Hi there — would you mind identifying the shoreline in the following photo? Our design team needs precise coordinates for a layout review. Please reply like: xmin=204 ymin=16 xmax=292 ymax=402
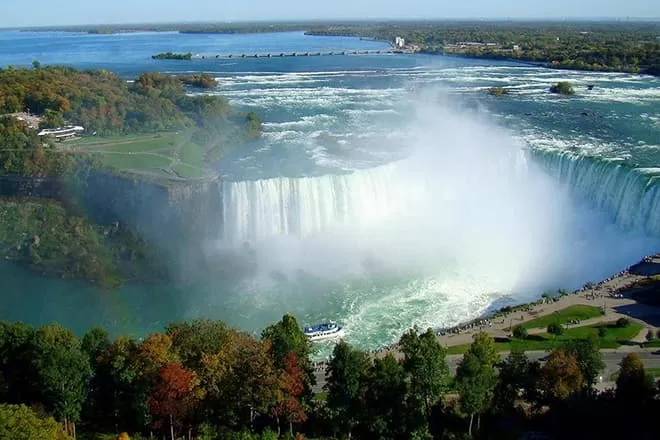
xmin=434 ymin=51 xmax=659 ymax=77
xmin=313 ymin=253 xmax=660 ymax=364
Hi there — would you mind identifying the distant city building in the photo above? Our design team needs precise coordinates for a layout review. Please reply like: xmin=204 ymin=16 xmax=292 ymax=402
xmin=513 ymin=44 xmax=520 ymax=51
xmin=394 ymin=37 xmax=405 ymax=49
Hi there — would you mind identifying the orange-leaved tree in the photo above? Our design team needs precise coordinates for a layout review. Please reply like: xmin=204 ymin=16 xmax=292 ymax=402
xmin=148 ymin=362 xmax=201 ymax=440
xmin=273 ymin=352 xmax=308 ymax=436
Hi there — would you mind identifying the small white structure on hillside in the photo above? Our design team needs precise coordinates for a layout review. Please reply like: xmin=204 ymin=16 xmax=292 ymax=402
xmin=394 ymin=37 xmax=405 ymax=49
xmin=38 ymin=125 xmax=84 ymax=141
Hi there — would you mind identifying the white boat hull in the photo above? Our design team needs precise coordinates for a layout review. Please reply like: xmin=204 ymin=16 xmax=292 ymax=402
xmin=307 ymin=328 xmax=345 ymax=342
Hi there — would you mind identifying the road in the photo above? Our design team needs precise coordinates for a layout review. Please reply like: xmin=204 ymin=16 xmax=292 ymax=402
xmin=313 ymin=349 xmax=660 ymax=392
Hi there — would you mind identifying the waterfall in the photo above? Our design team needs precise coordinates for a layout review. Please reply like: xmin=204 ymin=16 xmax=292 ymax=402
xmin=221 ymin=162 xmax=428 ymax=244
xmin=531 ymin=149 xmax=660 ymax=236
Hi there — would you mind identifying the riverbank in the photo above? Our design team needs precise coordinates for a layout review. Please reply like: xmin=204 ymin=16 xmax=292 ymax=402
xmin=311 ymin=254 xmax=660 ymax=365
xmin=438 ymin=51 xmax=660 ymax=77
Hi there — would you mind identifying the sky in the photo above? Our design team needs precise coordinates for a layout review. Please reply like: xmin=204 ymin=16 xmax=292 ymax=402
xmin=2 ymin=0 xmax=658 ymax=27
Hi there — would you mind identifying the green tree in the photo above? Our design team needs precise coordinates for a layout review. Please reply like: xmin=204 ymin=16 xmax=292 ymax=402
xmin=325 ymin=340 xmax=369 ymax=440
xmin=493 ymin=349 xmax=531 ymax=413
xmin=399 ymin=327 xmax=449 ymax=424
xmin=0 ymin=404 xmax=71 ymax=440
xmin=563 ymin=337 xmax=605 ymax=391
xmin=0 ymin=322 xmax=35 ymax=404
xmin=166 ymin=320 xmax=230 ymax=371
xmin=81 ymin=327 xmax=110 ymax=365
xmin=615 ymin=352 xmax=656 ymax=404
xmin=28 ymin=324 xmax=92 ymax=436
xmin=455 ymin=332 xmax=499 ymax=436
xmin=512 ymin=325 xmax=528 ymax=339
xmin=549 ymin=81 xmax=575 ymax=95
xmin=362 ymin=354 xmax=408 ymax=440
xmin=547 ymin=322 xmax=564 ymax=336
xmin=261 ymin=314 xmax=313 ymax=391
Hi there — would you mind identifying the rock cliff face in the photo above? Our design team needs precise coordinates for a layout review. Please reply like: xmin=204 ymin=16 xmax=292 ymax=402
xmin=0 ymin=175 xmax=65 ymax=199
xmin=82 ymin=172 xmax=224 ymax=246
xmin=0 ymin=172 xmax=227 ymax=281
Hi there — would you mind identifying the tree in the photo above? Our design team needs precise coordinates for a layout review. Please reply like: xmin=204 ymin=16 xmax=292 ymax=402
xmin=563 ymin=337 xmax=605 ymax=391
xmin=28 ymin=324 xmax=92 ymax=438
xmin=89 ymin=336 xmax=148 ymax=434
xmin=539 ymin=349 xmax=583 ymax=402
xmin=0 ymin=404 xmax=71 ymax=440
xmin=549 ymin=81 xmax=575 ymax=95
xmin=325 ymin=340 xmax=369 ymax=440
xmin=167 ymin=320 xmax=230 ymax=370
xmin=547 ymin=322 xmax=564 ymax=336
xmin=261 ymin=314 xmax=313 ymax=390
xmin=273 ymin=352 xmax=307 ymax=436
xmin=615 ymin=352 xmax=656 ymax=404
xmin=455 ymin=333 xmax=499 ymax=436
xmin=0 ymin=322 xmax=35 ymax=404
xmin=148 ymin=362 xmax=200 ymax=440
xmin=512 ymin=325 xmax=528 ymax=339
xmin=198 ymin=331 xmax=278 ymax=431
xmin=362 ymin=354 xmax=408 ymax=440
xmin=81 ymin=327 xmax=110 ymax=366
xmin=645 ymin=329 xmax=655 ymax=343
xmin=400 ymin=327 xmax=450 ymax=424
xmin=493 ymin=349 xmax=532 ymax=413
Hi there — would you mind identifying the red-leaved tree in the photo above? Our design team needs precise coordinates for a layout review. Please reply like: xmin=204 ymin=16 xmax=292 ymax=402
xmin=148 ymin=362 xmax=199 ymax=440
xmin=273 ymin=352 xmax=307 ymax=436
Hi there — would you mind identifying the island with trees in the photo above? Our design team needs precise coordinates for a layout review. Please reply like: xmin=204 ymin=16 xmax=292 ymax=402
xmin=0 ymin=65 xmax=261 ymax=286
xmin=152 ymin=51 xmax=193 ymax=60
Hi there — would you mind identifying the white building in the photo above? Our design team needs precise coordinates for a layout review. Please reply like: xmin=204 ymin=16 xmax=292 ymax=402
xmin=38 ymin=125 xmax=84 ymax=140
xmin=394 ymin=37 xmax=405 ymax=49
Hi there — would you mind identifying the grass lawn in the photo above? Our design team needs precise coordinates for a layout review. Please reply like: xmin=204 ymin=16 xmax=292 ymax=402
xmin=446 ymin=321 xmax=644 ymax=355
xmin=172 ymin=163 xmax=205 ymax=178
xmin=68 ymin=132 xmax=210 ymax=179
xmin=517 ymin=305 xmax=604 ymax=330
xmin=99 ymin=152 xmax=172 ymax=172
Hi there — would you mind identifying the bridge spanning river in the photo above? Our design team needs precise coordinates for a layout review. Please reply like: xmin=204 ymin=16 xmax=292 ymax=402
xmin=191 ymin=49 xmax=411 ymax=59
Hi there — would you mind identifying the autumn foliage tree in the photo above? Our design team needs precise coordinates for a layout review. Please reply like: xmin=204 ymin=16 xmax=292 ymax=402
xmin=148 ymin=362 xmax=200 ymax=440
xmin=273 ymin=352 xmax=307 ymax=436
xmin=539 ymin=349 xmax=583 ymax=403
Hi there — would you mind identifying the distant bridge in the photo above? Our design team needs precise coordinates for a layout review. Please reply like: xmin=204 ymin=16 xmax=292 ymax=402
xmin=191 ymin=49 xmax=411 ymax=59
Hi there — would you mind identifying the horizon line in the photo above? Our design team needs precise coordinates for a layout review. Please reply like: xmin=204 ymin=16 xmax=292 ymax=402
xmin=4 ymin=17 xmax=660 ymax=29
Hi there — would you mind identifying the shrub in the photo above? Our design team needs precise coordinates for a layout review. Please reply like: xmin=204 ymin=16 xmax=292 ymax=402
xmin=656 ymin=329 xmax=660 ymax=339
xmin=547 ymin=322 xmax=564 ymax=336
xmin=513 ymin=325 xmax=529 ymax=339
xmin=646 ymin=330 xmax=655 ymax=342
xmin=598 ymin=327 xmax=607 ymax=338
xmin=550 ymin=81 xmax=575 ymax=95
xmin=488 ymin=86 xmax=508 ymax=96
xmin=616 ymin=317 xmax=631 ymax=328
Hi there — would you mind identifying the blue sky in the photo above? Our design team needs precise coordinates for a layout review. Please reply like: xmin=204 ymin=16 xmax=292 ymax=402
xmin=2 ymin=0 xmax=658 ymax=27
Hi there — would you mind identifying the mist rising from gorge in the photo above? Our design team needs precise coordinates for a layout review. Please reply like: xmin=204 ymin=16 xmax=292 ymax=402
xmin=206 ymin=90 xmax=656 ymax=301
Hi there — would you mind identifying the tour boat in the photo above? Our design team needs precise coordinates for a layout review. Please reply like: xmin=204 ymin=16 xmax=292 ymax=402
xmin=303 ymin=321 xmax=345 ymax=342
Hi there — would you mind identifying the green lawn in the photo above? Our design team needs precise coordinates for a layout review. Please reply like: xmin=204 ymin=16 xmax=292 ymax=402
xmin=446 ymin=321 xmax=643 ymax=355
xmin=172 ymin=163 xmax=205 ymax=178
xmin=179 ymin=141 xmax=206 ymax=168
xmin=99 ymin=152 xmax=172 ymax=173
xmin=68 ymin=132 xmax=210 ymax=179
xmin=516 ymin=305 xmax=604 ymax=330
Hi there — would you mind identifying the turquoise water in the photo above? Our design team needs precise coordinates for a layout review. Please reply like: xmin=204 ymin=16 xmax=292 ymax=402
xmin=1 ymin=30 xmax=659 ymax=357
